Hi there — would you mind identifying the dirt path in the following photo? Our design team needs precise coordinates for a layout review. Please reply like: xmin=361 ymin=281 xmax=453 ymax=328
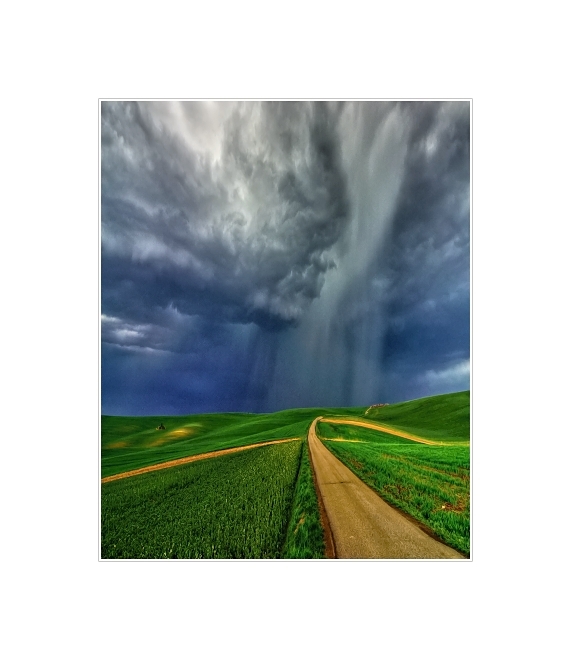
xmin=319 ymin=417 xmax=441 ymax=445
xmin=102 ymin=437 xmax=299 ymax=484
xmin=308 ymin=418 xmax=463 ymax=559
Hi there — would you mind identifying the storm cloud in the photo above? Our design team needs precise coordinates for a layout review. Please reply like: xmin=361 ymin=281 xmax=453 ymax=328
xmin=102 ymin=101 xmax=349 ymax=330
xmin=101 ymin=101 xmax=470 ymax=415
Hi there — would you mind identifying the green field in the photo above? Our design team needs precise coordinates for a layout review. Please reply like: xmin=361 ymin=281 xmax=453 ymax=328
xmin=317 ymin=421 xmax=415 ymax=445
xmin=101 ymin=391 xmax=470 ymax=559
xmin=282 ymin=440 xmax=326 ymax=559
xmin=102 ymin=441 xmax=304 ymax=559
xmin=363 ymin=390 xmax=470 ymax=442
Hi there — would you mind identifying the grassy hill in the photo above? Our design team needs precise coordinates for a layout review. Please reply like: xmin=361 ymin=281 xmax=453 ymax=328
xmin=362 ymin=390 xmax=470 ymax=442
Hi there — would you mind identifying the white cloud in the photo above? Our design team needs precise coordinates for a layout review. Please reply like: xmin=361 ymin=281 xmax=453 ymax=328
xmin=421 ymin=359 xmax=470 ymax=388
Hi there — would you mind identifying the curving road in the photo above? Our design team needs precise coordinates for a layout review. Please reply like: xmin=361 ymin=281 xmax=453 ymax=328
xmin=307 ymin=418 xmax=464 ymax=559
xmin=319 ymin=417 xmax=441 ymax=445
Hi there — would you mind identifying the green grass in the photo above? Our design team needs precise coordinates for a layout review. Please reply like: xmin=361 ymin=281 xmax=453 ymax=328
xmin=101 ymin=412 xmax=252 ymax=452
xmin=320 ymin=425 xmax=470 ymax=555
xmin=281 ymin=440 xmax=327 ymax=559
xmin=101 ymin=441 xmax=304 ymax=559
xmin=363 ymin=390 xmax=470 ymax=442
xmin=317 ymin=421 xmax=415 ymax=445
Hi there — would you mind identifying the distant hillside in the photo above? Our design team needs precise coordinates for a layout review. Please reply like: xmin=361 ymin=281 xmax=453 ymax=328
xmin=364 ymin=390 xmax=470 ymax=442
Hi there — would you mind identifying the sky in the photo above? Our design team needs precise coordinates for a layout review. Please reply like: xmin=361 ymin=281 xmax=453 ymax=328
xmin=101 ymin=100 xmax=470 ymax=415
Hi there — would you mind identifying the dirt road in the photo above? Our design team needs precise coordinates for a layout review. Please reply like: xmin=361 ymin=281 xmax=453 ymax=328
xmin=308 ymin=418 xmax=464 ymax=559
xmin=102 ymin=437 xmax=299 ymax=484
xmin=319 ymin=417 xmax=441 ymax=445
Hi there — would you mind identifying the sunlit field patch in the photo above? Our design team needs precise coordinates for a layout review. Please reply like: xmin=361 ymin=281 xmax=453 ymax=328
xmin=107 ymin=441 xmax=128 ymax=449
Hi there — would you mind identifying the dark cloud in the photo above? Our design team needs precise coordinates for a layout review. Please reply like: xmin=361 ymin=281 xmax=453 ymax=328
xmin=101 ymin=101 xmax=470 ymax=414
xmin=102 ymin=101 xmax=350 ymax=332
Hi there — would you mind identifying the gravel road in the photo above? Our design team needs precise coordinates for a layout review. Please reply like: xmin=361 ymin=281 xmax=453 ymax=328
xmin=308 ymin=418 xmax=465 ymax=559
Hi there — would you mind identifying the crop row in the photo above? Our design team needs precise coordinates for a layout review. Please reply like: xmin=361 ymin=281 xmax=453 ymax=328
xmin=101 ymin=440 xmax=303 ymax=559
xmin=281 ymin=440 xmax=326 ymax=559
